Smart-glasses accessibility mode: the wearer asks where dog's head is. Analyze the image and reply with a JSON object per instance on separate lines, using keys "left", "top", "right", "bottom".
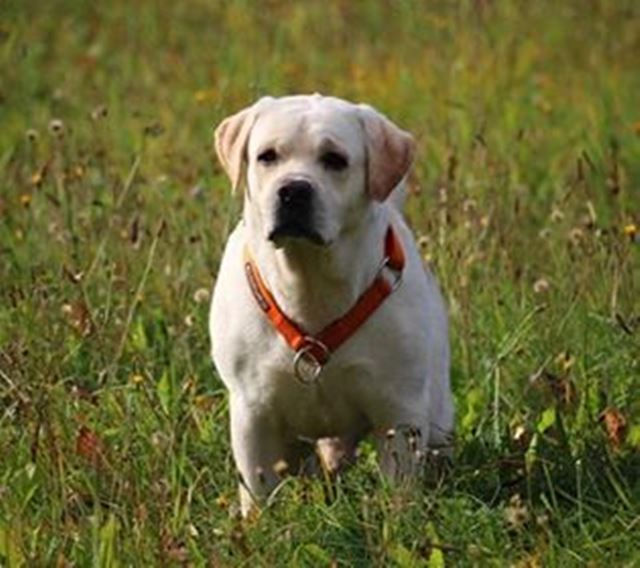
{"left": 214, "top": 95, "right": 415, "bottom": 247}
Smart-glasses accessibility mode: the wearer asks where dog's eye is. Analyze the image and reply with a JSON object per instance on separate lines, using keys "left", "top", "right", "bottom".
{"left": 320, "top": 151, "right": 349, "bottom": 171}
{"left": 257, "top": 149, "right": 278, "bottom": 164}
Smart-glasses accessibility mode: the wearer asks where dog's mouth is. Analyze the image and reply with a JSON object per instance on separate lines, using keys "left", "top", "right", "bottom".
{"left": 268, "top": 223, "right": 327, "bottom": 247}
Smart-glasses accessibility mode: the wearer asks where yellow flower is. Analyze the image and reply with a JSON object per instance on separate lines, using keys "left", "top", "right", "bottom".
{"left": 555, "top": 351, "right": 575, "bottom": 373}
{"left": 215, "top": 494, "right": 230, "bottom": 509}
{"left": 623, "top": 223, "right": 637, "bottom": 239}
{"left": 194, "top": 89, "right": 215, "bottom": 104}
{"left": 20, "top": 193, "right": 31, "bottom": 207}
{"left": 30, "top": 171, "right": 43, "bottom": 186}
{"left": 131, "top": 374, "right": 145, "bottom": 385}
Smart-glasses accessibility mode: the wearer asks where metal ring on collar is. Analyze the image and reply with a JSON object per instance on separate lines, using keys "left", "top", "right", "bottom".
{"left": 293, "top": 337, "right": 330, "bottom": 385}
{"left": 376, "top": 256, "right": 403, "bottom": 292}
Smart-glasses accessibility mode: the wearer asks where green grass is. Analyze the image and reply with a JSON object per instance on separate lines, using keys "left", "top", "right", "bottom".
{"left": 1, "top": 0, "right": 639, "bottom": 565}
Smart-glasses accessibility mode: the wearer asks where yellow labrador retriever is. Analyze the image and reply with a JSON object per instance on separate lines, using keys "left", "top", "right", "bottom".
{"left": 210, "top": 94, "right": 453, "bottom": 516}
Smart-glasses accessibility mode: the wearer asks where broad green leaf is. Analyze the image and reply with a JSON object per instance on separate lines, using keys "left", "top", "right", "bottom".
{"left": 426, "top": 522, "right": 445, "bottom": 568}
{"left": 297, "top": 543, "right": 332, "bottom": 564}
{"left": 627, "top": 424, "right": 640, "bottom": 448}
{"left": 537, "top": 407, "right": 556, "bottom": 434}
{"left": 0, "top": 524, "right": 25, "bottom": 567}
{"left": 99, "top": 514, "right": 120, "bottom": 568}
{"left": 157, "top": 369, "right": 171, "bottom": 414}
{"left": 389, "top": 543, "right": 423, "bottom": 567}
{"left": 130, "top": 317, "right": 148, "bottom": 353}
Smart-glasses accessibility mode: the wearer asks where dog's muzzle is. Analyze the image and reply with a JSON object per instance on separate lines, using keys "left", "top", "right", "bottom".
{"left": 268, "top": 180, "right": 326, "bottom": 246}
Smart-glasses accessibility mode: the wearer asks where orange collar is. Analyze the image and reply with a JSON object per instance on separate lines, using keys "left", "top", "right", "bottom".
{"left": 244, "top": 226, "right": 405, "bottom": 384}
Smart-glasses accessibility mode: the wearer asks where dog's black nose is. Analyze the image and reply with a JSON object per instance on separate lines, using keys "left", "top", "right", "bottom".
{"left": 269, "top": 179, "right": 325, "bottom": 245}
{"left": 278, "top": 180, "right": 314, "bottom": 211}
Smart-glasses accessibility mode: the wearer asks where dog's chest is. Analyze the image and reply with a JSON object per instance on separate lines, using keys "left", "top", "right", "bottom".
{"left": 214, "top": 282, "right": 426, "bottom": 437}
{"left": 250, "top": 342, "right": 377, "bottom": 438}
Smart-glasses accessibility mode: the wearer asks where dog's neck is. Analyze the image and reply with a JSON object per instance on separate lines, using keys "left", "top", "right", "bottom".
{"left": 245, "top": 207, "right": 389, "bottom": 334}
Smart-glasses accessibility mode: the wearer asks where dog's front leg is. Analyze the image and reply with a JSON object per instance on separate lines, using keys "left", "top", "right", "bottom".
{"left": 229, "top": 395, "right": 287, "bottom": 517}
{"left": 374, "top": 421, "right": 429, "bottom": 483}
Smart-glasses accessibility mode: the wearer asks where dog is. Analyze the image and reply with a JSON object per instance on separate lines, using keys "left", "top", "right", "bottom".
{"left": 210, "top": 94, "right": 453, "bottom": 516}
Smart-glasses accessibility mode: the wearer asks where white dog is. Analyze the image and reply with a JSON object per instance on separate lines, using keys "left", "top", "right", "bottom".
{"left": 210, "top": 94, "right": 453, "bottom": 516}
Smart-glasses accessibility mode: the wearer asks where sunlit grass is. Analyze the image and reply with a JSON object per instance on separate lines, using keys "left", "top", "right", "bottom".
{"left": 1, "top": 1, "right": 639, "bottom": 565}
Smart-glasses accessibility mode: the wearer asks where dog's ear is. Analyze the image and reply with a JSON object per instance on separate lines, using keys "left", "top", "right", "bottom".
{"left": 358, "top": 105, "right": 416, "bottom": 202}
{"left": 214, "top": 97, "right": 272, "bottom": 193}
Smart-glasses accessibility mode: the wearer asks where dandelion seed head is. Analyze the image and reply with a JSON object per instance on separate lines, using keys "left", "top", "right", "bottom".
{"left": 193, "top": 287, "right": 210, "bottom": 304}
{"left": 91, "top": 104, "right": 108, "bottom": 120}
{"left": 550, "top": 205, "right": 564, "bottom": 223}
{"left": 273, "top": 459, "right": 289, "bottom": 476}
{"left": 568, "top": 227, "right": 584, "bottom": 245}
{"left": 533, "top": 278, "right": 550, "bottom": 294}
{"left": 49, "top": 118, "right": 65, "bottom": 138}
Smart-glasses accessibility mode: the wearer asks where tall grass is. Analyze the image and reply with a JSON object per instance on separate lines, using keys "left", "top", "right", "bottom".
{"left": 1, "top": 1, "right": 638, "bottom": 565}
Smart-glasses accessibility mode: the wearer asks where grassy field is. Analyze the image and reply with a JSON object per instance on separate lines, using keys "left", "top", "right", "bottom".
{"left": 1, "top": 0, "right": 639, "bottom": 565}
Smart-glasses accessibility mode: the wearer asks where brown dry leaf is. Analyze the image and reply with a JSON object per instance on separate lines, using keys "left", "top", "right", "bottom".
{"left": 129, "top": 216, "right": 140, "bottom": 248}
{"left": 56, "top": 551, "right": 73, "bottom": 568}
{"left": 135, "top": 503, "right": 148, "bottom": 525}
{"left": 166, "top": 544, "right": 188, "bottom": 563}
{"left": 75, "top": 426, "right": 105, "bottom": 467}
{"left": 161, "top": 532, "right": 188, "bottom": 563}
{"left": 70, "top": 384, "right": 98, "bottom": 406}
{"left": 194, "top": 394, "right": 217, "bottom": 411}
{"left": 531, "top": 369, "right": 576, "bottom": 406}
{"left": 61, "top": 300, "right": 94, "bottom": 336}
{"left": 513, "top": 552, "right": 543, "bottom": 568}
{"left": 30, "top": 161, "right": 51, "bottom": 187}
{"left": 601, "top": 407, "right": 627, "bottom": 450}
